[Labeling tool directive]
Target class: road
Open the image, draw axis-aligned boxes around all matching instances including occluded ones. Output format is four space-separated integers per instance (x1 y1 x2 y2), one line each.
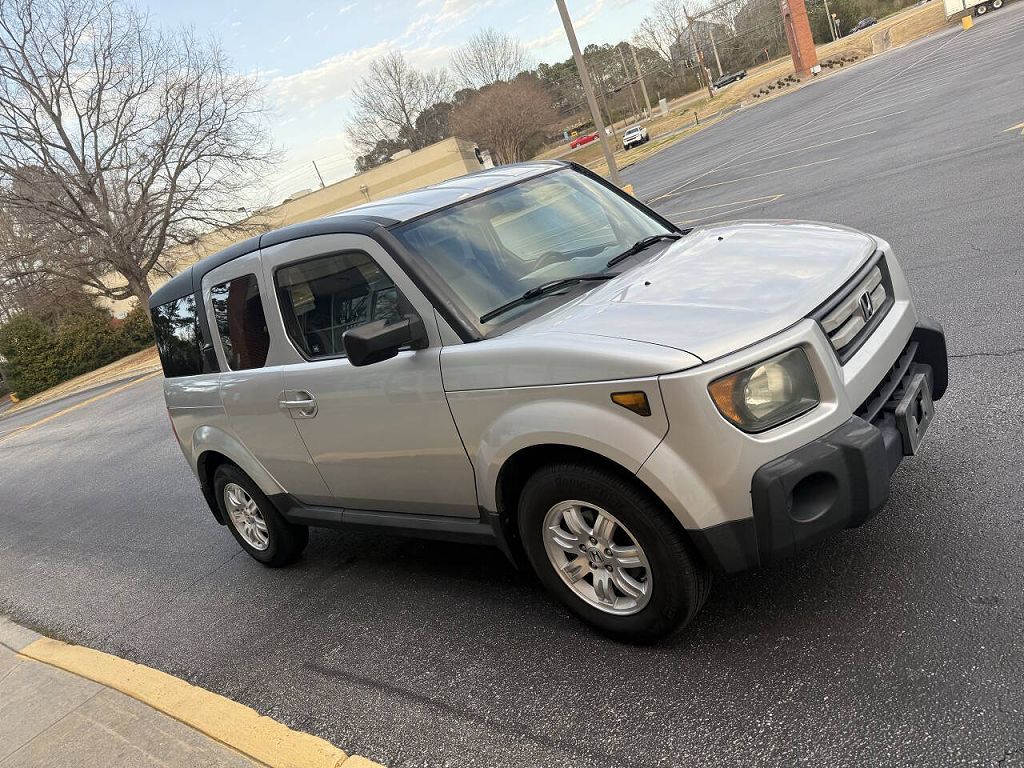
2 10 1023 768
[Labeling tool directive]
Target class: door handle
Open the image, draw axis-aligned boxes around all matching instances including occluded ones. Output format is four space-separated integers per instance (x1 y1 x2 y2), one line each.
279 391 318 418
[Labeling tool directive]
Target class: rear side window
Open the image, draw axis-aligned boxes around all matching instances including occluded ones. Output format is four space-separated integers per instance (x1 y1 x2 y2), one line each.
210 274 270 371
275 251 402 359
151 295 204 378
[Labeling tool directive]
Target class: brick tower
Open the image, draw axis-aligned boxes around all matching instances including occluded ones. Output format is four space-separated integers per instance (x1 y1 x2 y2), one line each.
778 0 819 78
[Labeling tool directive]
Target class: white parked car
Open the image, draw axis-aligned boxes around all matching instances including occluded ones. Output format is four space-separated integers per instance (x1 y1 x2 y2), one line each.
152 162 948 642
622 125 649 150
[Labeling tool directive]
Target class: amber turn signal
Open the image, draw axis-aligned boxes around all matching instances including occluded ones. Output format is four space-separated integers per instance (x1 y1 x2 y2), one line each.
611 391 651 417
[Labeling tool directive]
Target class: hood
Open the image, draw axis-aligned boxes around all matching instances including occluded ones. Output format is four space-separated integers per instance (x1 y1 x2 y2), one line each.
507 220 877 362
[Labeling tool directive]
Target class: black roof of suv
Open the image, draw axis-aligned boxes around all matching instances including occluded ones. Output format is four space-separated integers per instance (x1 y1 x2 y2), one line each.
149 162 564 308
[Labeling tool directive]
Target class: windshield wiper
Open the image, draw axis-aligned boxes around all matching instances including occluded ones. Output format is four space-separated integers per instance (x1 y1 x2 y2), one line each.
606 232 684 269
480 273 616 324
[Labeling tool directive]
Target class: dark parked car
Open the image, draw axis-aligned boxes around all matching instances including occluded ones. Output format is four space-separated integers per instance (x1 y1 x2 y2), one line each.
849 16 878 33
712 70 747 89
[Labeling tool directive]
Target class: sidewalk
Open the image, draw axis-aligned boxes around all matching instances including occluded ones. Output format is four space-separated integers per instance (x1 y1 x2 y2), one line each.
0 620 257 767
0 617 382 768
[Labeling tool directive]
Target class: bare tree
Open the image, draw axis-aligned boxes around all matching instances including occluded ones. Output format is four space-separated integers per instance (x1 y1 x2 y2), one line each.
346 51 451 163
633 0 691 64
450 28 532 89
449 76 556 165
0 0 274 307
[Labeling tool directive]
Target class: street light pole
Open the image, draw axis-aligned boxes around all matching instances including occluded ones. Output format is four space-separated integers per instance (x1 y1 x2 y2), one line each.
554 0 622 186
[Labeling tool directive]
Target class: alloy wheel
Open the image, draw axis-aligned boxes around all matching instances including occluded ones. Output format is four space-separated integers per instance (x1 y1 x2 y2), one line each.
541 500 653 615
224 483 270 551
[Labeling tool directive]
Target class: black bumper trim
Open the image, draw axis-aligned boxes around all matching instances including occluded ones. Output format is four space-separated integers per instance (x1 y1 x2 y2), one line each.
911 317 947 400
692 319 948 575
750 415 893 566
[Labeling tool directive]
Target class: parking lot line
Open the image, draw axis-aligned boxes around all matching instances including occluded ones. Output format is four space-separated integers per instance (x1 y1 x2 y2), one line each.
663 158 840 198
807 111 908 138
0 372 161 446
647 36 963 206
663 194 785 224
730 131 877 169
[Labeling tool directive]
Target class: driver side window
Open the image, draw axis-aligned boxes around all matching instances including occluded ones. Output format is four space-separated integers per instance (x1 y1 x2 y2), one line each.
275 251 402 360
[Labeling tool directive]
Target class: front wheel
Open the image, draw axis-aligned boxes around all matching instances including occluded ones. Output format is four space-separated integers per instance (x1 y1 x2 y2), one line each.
518 463 711 643
214 464 308 567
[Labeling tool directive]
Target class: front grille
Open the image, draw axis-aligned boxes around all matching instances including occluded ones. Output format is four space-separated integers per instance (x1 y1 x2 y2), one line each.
812 251 894 363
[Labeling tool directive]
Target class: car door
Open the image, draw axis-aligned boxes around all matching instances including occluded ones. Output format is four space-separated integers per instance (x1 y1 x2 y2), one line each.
260 232 479 518
202 252 332 504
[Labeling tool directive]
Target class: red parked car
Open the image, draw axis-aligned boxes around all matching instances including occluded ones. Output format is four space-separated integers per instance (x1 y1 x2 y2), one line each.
569 131 598 149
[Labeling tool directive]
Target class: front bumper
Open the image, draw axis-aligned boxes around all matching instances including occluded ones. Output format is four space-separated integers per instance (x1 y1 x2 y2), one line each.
690 319 947 574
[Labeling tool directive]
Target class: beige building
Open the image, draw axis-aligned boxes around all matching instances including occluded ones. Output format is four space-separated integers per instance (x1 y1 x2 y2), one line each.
104 137 485 316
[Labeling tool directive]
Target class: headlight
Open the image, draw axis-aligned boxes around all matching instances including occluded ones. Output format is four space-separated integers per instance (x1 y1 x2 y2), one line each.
708 348 820 432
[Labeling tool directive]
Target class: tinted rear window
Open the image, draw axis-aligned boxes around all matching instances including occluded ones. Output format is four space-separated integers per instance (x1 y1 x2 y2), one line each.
210 274 270 371
151 294 205 378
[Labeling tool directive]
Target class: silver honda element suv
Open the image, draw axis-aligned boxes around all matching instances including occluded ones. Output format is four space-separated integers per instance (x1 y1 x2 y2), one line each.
151 162 947 642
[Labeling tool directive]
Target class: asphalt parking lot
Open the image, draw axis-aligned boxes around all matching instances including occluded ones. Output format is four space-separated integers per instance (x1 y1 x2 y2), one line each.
1 9 1022 768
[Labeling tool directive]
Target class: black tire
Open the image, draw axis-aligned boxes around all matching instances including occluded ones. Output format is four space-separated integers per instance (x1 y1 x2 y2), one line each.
992 0 1002 8
213 464 308 567
517 463 711 643
975 3 987 13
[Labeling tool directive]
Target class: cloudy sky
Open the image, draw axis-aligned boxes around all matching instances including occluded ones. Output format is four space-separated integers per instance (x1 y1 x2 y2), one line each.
140 0 648 203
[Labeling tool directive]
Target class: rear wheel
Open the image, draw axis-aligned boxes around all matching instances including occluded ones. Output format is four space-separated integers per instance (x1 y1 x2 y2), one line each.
975 3 988 13
517 463 711 643
214 464 308 567
992 0 1002 8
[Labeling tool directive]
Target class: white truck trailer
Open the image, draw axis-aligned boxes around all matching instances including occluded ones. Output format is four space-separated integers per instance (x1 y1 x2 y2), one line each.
945 0 1007 17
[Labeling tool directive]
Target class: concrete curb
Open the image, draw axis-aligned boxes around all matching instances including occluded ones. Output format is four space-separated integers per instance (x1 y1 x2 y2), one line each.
1 618 384 768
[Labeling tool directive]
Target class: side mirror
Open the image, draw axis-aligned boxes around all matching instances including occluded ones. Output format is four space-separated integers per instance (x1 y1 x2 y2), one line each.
343 315 427 367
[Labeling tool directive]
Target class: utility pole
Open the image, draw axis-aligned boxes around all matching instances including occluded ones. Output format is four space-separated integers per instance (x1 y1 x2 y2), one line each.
311 160 326 189
707 25 724 77
822 0 838 41
555 0 621 185
631 44 653 118
683 5 715 99
617 45 641 120
597 85 617 138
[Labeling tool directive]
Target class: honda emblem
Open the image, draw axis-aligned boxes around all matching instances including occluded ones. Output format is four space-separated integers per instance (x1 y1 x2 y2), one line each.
859 291 874 322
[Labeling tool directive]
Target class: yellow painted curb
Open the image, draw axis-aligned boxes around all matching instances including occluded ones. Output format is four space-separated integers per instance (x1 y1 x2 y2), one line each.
19 637 383 768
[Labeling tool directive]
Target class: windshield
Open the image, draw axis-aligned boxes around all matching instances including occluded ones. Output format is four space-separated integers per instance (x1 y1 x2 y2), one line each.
391 169 673 326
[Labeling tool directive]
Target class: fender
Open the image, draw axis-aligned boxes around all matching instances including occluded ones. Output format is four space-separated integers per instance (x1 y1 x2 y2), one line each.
191 424 287 500
445 377 670 514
